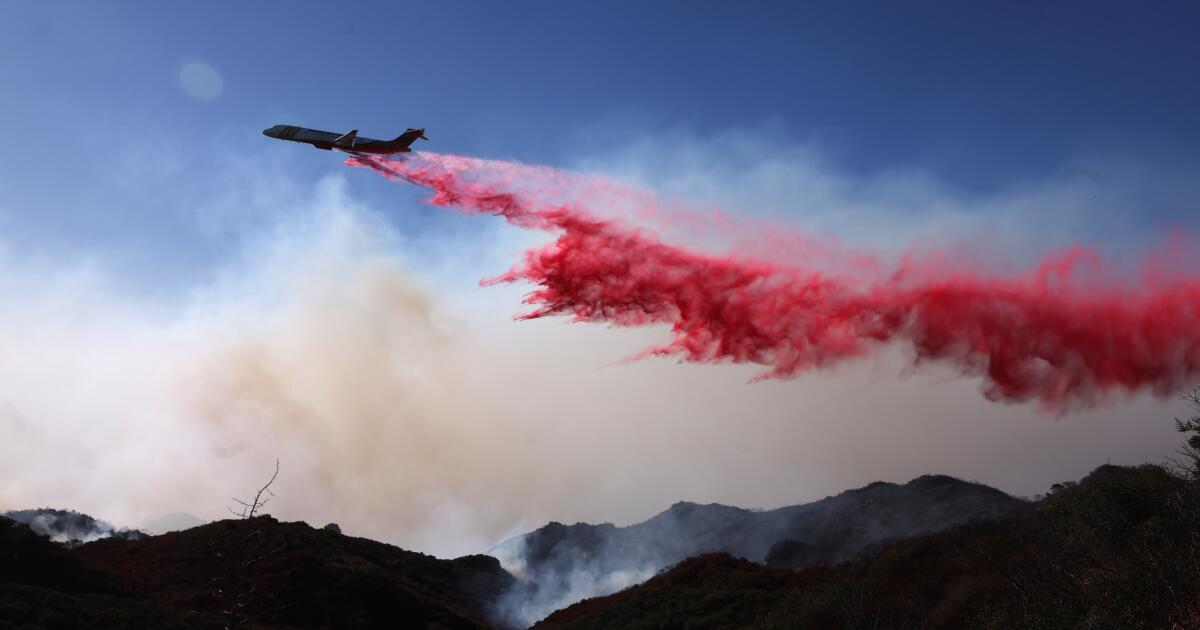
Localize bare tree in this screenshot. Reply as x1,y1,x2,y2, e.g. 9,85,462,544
229,459,280,519
213,459,285,628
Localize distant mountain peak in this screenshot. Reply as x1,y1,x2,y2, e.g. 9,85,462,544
141,512,206,536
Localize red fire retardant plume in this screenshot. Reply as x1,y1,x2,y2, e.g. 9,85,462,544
348,153,1200,410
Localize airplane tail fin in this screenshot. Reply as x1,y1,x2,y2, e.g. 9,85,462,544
391,128,429,149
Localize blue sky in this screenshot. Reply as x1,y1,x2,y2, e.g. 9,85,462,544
3,1,1199,289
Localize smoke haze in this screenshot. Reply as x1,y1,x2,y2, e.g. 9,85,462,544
0,139,1192,558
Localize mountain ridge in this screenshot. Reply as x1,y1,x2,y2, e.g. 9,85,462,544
531,464,1200,629
491,473,1022,626
1,513,514,629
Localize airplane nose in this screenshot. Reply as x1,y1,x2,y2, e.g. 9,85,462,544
262,127,274,137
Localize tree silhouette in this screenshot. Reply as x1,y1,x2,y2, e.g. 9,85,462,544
1172,387,1200,481
215,459,284,628
228,459,279,519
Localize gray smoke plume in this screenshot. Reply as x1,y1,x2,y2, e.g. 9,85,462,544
3,508,146,545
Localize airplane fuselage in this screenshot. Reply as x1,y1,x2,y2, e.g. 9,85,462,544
262,125,425,155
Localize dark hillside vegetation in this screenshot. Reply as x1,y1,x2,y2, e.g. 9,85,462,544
1,515,513,629
7,395,1200,629
534,463,1200,629
0,516,219,628
498,473,1021,626
73,516,513,629
0,515,114,594
3,463,1196,629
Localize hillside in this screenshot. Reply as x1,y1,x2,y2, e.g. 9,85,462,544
1,515,514,629
8,467,1191,629
0,515,117,595
494,474,1021,626
533,464,1200,629
0,515,218,628
3,508,147,545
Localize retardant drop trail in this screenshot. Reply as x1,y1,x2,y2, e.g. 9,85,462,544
347,152,1200,410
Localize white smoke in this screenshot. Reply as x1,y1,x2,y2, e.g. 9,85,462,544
0,133,1192,566
3,508,141,544
489,533,656,627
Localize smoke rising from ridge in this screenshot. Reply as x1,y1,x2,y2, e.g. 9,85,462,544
350,152,1200,410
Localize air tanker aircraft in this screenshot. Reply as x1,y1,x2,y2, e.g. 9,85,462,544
262,125,428,155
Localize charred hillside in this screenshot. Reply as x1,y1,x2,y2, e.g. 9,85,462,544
534,464,1200,629
0,515,217,628
0,515,117,596
8,464,1193,629
1,515,514,629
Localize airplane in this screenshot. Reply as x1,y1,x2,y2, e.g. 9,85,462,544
262,124,428,155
